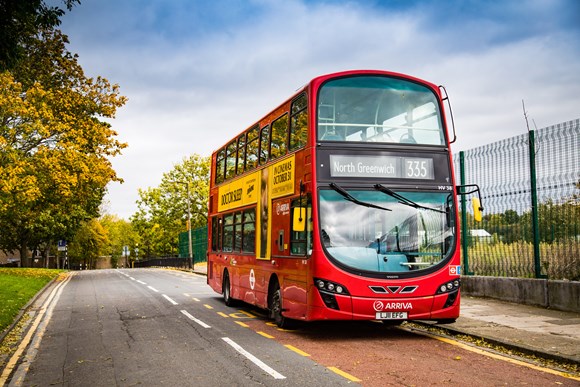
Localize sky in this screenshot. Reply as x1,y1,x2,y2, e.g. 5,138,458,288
57,0,580,220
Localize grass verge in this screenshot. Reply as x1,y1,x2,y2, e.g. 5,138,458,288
0,268,64,334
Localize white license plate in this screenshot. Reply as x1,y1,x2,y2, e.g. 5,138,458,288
375,312,408,320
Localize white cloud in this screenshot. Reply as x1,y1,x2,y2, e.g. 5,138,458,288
59,0,580,219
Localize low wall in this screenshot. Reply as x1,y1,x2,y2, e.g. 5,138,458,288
461,276,580,313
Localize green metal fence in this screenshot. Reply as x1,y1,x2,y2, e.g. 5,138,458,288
455,119,579,280
178,226,208,264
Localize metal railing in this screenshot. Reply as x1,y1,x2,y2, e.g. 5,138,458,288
455,119,579,280
133,256,192,269
178,226,208,263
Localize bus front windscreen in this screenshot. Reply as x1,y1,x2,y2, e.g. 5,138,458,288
318,187,455,274
317,75,445,145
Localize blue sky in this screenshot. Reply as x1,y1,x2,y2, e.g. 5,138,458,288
58,0,580,219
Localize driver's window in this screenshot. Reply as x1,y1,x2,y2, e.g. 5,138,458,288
290,198,311,256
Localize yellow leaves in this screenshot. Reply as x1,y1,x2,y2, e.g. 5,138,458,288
0,268,64,280
0,155,41,212
1,65,127,206
0,30,129,257
0,76,55,143
67,218,110,262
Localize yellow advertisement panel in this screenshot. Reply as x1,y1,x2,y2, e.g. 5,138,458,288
218,171,260,212
270,154,295,199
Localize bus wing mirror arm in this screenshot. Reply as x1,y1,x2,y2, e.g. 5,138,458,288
439,85,457,144
456,184,484,222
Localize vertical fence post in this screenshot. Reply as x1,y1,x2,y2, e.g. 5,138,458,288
528,130,544,278
459,151,472,275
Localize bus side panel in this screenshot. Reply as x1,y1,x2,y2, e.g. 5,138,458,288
207,253,223,295
227,254,242,301
282,278,308,320
236,259,263,306
227,256,272,309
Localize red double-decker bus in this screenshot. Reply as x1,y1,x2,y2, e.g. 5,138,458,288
207,70,481,328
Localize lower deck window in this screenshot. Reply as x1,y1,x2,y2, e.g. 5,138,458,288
242,210,256,253
213,209,256,253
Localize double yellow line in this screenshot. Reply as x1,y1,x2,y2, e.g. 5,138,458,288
0,273,74,386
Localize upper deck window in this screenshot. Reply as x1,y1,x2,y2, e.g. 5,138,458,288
246,125,260,170
270,114,289,160
290,93,308,151
317,76,445,146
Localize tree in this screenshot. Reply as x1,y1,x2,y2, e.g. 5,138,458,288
101,214,139,268
0,29,127,265
480,211,523,244
132,154,210,257
502,209,519,224
67,218,108,269
535,200,580,243
0,0,79,70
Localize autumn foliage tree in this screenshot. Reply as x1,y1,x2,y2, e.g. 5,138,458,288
67,218,108,270
0,29,127,265
100,214,139,268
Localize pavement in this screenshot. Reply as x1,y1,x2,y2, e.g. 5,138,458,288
190,263,580,366
427,296,580,365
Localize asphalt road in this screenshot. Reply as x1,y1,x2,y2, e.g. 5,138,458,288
12,269,351,386
7,269,578,386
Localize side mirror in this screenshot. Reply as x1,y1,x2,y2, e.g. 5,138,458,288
456,184,484,222
293,208,306,232
472,197,483,222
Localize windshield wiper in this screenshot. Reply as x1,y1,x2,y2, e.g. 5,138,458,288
374,184,445,214
329,183,391,211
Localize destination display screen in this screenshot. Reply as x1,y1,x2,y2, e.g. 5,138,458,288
329,155,434,180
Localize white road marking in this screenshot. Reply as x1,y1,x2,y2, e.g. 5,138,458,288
181,310,211,328
222,337,286,380
137,280,146,285
162,294,178,305
147,285,159,293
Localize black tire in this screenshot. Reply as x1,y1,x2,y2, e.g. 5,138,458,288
269,284,295,329
223,272,236,307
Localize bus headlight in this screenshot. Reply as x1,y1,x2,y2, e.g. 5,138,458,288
314,278,349,295
436,279,461,294
314,278,350,310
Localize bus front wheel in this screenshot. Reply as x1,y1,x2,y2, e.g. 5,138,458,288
269,284,294,329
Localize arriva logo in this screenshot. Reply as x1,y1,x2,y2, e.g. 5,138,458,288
385,302,412,310
373,301,413,311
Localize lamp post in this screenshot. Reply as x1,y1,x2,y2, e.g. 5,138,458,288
185,181,193,270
